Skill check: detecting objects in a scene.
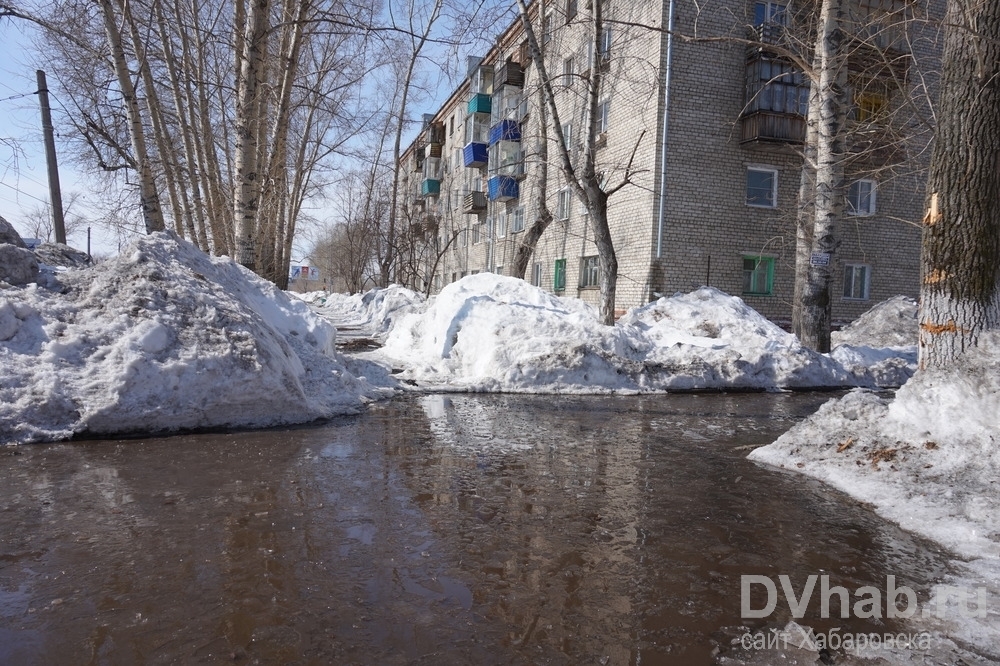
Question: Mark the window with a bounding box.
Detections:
[543,10,553,44]
[511,206,525,233]
[472,223,481,244]
[843,264,871,300]
[449,115,455,136]
[554,258,566,291]
[562,58,575,87]
[847,179,876,216]
[753,1,787,27]
[745,58,809,116]
[485,215,494,239]
[556,188,572,220]
[597,99,610,134]
[852,91,889,123]
[580,255,600,288]
[743,256,775,295]
[746,167,778,208]
[566,0,578,21]
[531,262,542,287]
[562,121,573,148]
[599,27,612,56]
[495,265,503,275]
[496,213,507,238]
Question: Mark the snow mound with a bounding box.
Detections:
[622,288,852,389]
[378,279,857,392]
[361,285,426,335]
[381,273,627,391]
[0,232,379,444]
[833,295,918,348]
[750,330,1000,560]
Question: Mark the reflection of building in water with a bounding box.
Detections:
[416,394,642,663]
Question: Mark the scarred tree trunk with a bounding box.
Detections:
[918,0,1000,368]
[794,0,848,353]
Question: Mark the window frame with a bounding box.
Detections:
[846,178,877,216]
[562,57,575,88]
[531,262,542,287]
[597,99,611,134]
[556,188,572,220]
[746,166,779,208]
[843,263,871,300]
[553,258,567,291]
[579,255,600,288]
[742,255,775,295]
[511,206,525,233]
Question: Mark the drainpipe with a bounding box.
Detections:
[655,0,676,263]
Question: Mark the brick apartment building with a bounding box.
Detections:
[398,0,941,323]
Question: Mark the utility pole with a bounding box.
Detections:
[36,70,66,245]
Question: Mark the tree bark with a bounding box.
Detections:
[233,0,270,271]
[97,0,165,234]
[918,0,1000,368]
[794,0,848,353]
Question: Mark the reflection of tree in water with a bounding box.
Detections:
[400,394,953,663]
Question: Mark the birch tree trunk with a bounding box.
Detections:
[918,0,1000,368]
[793,0,848,353]
[97,0,165,234]
[233,0,270,270]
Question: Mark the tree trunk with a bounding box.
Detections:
[918,0,1000,368]
[97,0,165,234]
[232,0,270,271]
[794,0,848,353]
[511,75,553,280]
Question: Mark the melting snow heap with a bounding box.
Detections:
[379,275,856,392]
[0,231,375,444]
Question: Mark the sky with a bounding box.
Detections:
[0,20,123,255]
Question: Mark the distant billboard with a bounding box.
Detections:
[289,265,320,281]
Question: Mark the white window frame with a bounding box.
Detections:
[597,99,611,134]
[847,179,877,216]
[843,263,871,300]
[512,206,525,233]
[496,212,507,238]
[531,262,542,287]
[556,188,572,220]
[580,255,600,288]
[562,58,574,87]
[746,166,778,208]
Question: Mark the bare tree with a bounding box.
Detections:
[514,0,645,324]
[918,0,1000,368]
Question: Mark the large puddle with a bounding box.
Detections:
[0,393,955,664]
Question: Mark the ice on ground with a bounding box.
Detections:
[1,231,381,444]
[749,331,1000,661]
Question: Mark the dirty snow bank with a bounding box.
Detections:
[377,278,870,392]
[1,232,381,444]
[306,285,425,336]
[749,332,1000,660]
[830,296,919,388]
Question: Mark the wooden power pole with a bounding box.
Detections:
[36,69,66,245]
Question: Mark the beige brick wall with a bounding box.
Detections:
[409,0,940,324]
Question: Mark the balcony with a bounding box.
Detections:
[421,179,441,197]
[463,191,487,214]
[488,119,521,146]
[463,142,488,168]
[740,111,805,144]
[468,93,492,115]
[488,175,518,202]
[494,60,524,88]
[746,23,787,57]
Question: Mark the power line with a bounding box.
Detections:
[0,90,36,103]
[0,179,48,205]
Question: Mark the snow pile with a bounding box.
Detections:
[830,296,918,387]
[750,331,1000,559]
[381,273,630,391]
[309,285,425,336]
[379,279,860,392]
[621,288,852,389]
[0,232,379,444]
[750,333,1000,656]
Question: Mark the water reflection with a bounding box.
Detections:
[0,394,953,665]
